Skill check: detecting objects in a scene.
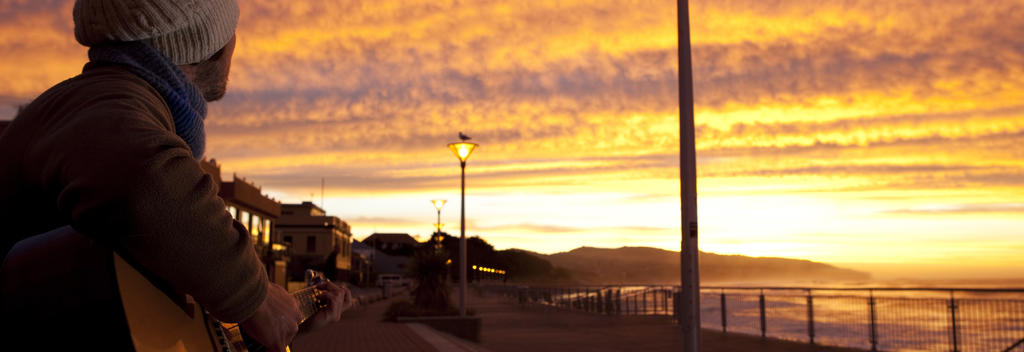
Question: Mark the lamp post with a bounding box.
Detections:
[448,140,477,317]
[678,1,700,351]
[430,199,447,232]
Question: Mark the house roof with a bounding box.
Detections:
[281,201,325,216]
[363,233,419,246]
[220,175,281,217]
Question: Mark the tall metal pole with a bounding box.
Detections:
[459,160,468,317]
[677,0,700,351]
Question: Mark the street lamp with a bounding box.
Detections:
[430,199,447,232]
[448,139,477,317]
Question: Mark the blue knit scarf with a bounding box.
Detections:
[88,41,206,159]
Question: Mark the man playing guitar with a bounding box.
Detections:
[0,0,352,350]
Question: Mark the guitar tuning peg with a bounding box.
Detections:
[305,269,326,286]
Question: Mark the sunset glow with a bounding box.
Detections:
[3,0,1023,280]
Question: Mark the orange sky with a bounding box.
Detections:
[2,0,1023,280]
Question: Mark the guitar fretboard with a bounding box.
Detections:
[293,286,324,323]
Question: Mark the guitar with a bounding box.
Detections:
[115,252,329,352]
[1,226,328,352]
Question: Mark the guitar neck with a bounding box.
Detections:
[292,286,325,323]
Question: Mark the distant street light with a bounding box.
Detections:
[448,136,478,317]
[431,199,447,232]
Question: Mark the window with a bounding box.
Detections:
[227,206,237,219]
[240,211,250,231]
[263,219,272,245]
[251,214,261,237]
[306,236,316,253]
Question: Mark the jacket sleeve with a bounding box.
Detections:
[31,82,268,323]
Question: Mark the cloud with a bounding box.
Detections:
[345,216,423,227]
[3,0,1024,263]
[227,152,680,195]
[473,223,672,234]
[884,203,1024,215]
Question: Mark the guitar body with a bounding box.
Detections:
[113,252,232,351]
[116,252,322,352]
[3,226,324,352]
[1,226,135,350]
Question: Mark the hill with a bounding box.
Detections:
[538,246,870,284]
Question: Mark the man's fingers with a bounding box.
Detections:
[341,287,354,309]
[318,284,349,320]
[317,282,344,299]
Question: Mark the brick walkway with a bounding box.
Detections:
[291,293,439,352]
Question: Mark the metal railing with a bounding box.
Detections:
[486,284,1024,352]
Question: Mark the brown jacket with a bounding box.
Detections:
[0,63,267,323]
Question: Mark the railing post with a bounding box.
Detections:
[616,289,622,316]
[652,289,658,314]
[634,291,639,315]
[673,288,679,319]
[592,288,597,313]
[618,290,626,315]
[807,290,815,345]
[721,289,728,332]
[605,289,611,315]
[578,288,583,311]
[643,289,648,314]
[759,290,766,339]
[576,288,581,311]
[869,291,878,351]
[606,289,613,315]
[584,288,589,312]
[606,289,610,315]
[654,289,659,314]
[603,289,607,315]
[585,288,590,312]
[949,291,960,352]
[663,288,669,316]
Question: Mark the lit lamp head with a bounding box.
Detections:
[431,199,447,211]
[448,142,478,164]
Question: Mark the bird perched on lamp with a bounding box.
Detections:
[458,132,471,141]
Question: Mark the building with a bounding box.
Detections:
[276,202,353,282]
[200,159,287,286]
[351,239,410,284]
[349,240,373,286]
[362,233,419,256]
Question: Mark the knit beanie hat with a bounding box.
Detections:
[73,0,239,65]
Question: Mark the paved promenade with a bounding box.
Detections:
[292,287,864,352]
[469,289,864,352]
[292,290,440,352]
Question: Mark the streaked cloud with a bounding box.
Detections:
[2,0,1023,278]
[884,203,1024,215]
